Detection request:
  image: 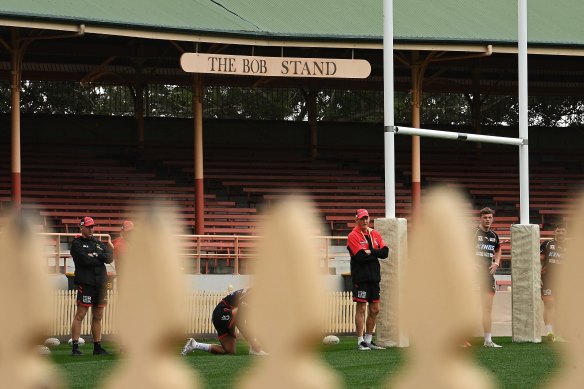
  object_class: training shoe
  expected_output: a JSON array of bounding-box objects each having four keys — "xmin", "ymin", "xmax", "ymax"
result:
[
  {"xmin": 93, "ymin": 347, "xmax": 110, "ymax": 355},
  {"xmin": 181, "ymin": 338, "xmax": 196, "ymax": 356},
  {"xmin": 358, "ymin": 341, "xmax": 371, "ymax": 351},
  {"xmin": 71, "ymin": 349, "xmax": 83, "ymax": 356},
  {"xmin": 366, "ymin": 341, "xmax": 386, "ymax": 350},
  {"xmin": 483, "ymin": 341, "xmax": 502, "ymax": 348},
  {"xmin": 249, "ymin": 348, "xmax": 269, "ymax": 356},
  {"xmin": 545, "ymin": 332, "xmax": 567, "ymax": 343},
  {"xmin": 545, "ymin": 332, "xmax": 556, "ymax": 343}
]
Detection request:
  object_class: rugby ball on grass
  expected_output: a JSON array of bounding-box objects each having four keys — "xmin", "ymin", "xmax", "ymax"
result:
[
  {"xmin": 36, "ymin": 345, "xmax": 51, "ymax": 355},
  {"xmin": 322, "ymin": 335, "xmax": 340, "ymax": 345},
  {"xmin": 68, "ymin": 337, "xmax": 85, "ymax": 346},
  {"xmin": 44, "ymin": 338, "xmax": 60, "ymax": 348}
]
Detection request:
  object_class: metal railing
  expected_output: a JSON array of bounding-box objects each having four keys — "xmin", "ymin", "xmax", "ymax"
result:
[
  {"xmin": 40, "ymin": 233, "xmax": 349, "ymax": 276},
  {"xmin": 176, "ymin": 234, "xmax": 349, "ymax": 275},
  {"xmin": 41, "ymin": 233, "xmax": 112, "ymax": 274}
]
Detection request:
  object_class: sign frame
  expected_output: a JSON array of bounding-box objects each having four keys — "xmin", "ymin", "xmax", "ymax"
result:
[{"xmin": 180, "ymin": 53, "xmax": 371, "ymax": 79}]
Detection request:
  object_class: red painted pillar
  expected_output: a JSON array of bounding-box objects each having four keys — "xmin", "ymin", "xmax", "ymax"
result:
[{"xmin": 193, "ymin": 75, "xmax": 204, "ymax": 235}]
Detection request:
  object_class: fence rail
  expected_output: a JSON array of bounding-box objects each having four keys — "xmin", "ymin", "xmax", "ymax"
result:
[
  {"xmin": 49, "ymin": 290, "xmax": 355, "ymax": 336},
  {"xmin": 41, "ymin": 233, "xmax": 349, "ymax": 275}
]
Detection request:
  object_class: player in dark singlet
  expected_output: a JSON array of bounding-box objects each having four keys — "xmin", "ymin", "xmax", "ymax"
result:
[
  {"xmin": 540, "ymin": 224, "xmax": 567, "ymax": 342},
  {"xmin": 473, "ymin": 208, "xmax": 502, "ymax": 348}
]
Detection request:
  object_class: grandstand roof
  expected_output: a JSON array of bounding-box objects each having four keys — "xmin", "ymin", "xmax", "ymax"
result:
[
  {"xmin": 1, "ymin": 0, "xmax": 584, "ymax": 95},
  {"xmin": 0, "ymin": 0, "xmax": 583, "ymax": 50}
]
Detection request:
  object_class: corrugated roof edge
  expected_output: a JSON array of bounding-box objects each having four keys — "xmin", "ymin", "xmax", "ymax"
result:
[
  {"xmin": 0, "ymin": 12, "xmax": 381, "ymax": 42},
  {"xmin": 398, "ymin": 37, "xmax": 584, "ymax": 48},
  {"xmin": 1, "ymin": 12, "xmax": 584, "ymax": 49}
]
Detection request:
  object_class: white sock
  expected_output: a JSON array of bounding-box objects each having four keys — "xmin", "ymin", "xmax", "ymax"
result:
[
  {"xmin": 484, "ymin": 333, "xmax": 492, "ymax": 343},
  {"xmin": 193, "ymin": 342, "xmax": 211, "ymax": 352},
  {"xmin": 357, "ymin": 336, "xmax": 364, "ymax": 344},
  {"xmin": 364, "ymin": 333, "xmax": 373, "ymax": 344},
  {"xmin": 546, "ymin": 324, "xmax": 553, "ymax": 334}
]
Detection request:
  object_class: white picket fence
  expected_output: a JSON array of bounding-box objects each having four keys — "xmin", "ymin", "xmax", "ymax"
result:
[{"xmin": 49, "ymin": 290, "xmax": 356, "ymax": 336}]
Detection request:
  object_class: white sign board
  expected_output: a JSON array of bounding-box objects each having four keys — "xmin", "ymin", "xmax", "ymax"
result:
[{"xmin": 181, "ymin": 53, "xmax": 371, "ymax": 79}]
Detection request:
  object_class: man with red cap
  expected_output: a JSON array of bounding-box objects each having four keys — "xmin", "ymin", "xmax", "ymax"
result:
[
  {"xmin": 112, "ymin": 220, "xmax": 134, "ymax": 273},
  {"xmin": 347, "ymin": 209, "xmax": 389, "ymax": 350},
  {"xmin": 70, "ymin": 216, "xmax": 113, "ymax": 356}
]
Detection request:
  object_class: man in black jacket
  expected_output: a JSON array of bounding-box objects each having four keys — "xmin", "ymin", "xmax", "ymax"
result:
[
  {"xmin": 70, "ymin": 217, "xmax": 113, "ymax": 356},
  {"xmin": 347, "ymin": 209, "xmax": 389, "ymax": 350}
]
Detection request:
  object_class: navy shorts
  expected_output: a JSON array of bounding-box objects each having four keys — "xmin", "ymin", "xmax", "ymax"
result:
[{"xmin": 352, "ymin": 282, "xmax": 380, "ymax": 303}]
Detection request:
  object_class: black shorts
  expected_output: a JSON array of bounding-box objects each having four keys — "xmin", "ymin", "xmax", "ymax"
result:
[
  {"xmin": 76, "ymin": 283, "xmax": 107, "ymax": 308},
  {"xmin": 479, "ymin": 265, "xmax": 496, "ymax": 294},
  {"xmin": 212, "ymin": 302, "xmax": 237, "ymax": 339},
  {"xmin": 352, "ymin": 282, "xmax": 380, "ymax": 303},
  {"xmin": 541, "ymin": 274, "xmax": 554, "ymax": 299},
  {"xmin": 481, "ymin": 269, "xmax": 497, "ymax": 294}
]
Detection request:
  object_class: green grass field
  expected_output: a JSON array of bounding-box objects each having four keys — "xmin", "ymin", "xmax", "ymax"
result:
[{"xmin": 50, "ymin": 337, "xmax": 560, "ymax": 388}]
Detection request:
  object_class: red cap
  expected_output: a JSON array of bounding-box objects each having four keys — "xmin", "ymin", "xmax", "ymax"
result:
[
  {"xmin": 80, "ymin": 217, "xmax": 96, "ymax": 227},
  {"xmin": 355, "ymin": 209, "xmax": 369, "ymax": 219},
  {"xmin": 121, "ymin": 220, "xmax": 134, "ymax": 231}
]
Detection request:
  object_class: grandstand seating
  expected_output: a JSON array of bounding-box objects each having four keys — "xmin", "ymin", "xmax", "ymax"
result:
[
  {"xmin": 0, "ymin": 145, "xmax": 263, "ymax": 237},
  {"xmin": 1, "ymin": 138, "xmax": 582, "ymax": 274}
]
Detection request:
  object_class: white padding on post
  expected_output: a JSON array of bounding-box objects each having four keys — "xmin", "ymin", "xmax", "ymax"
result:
[
  {"xmin": 511, "ymin": 224, "xmax": 542, "ymax": 343},
  {"xmin": 375, "ymin": 218, "xmax": 408, "ymax": 347}
]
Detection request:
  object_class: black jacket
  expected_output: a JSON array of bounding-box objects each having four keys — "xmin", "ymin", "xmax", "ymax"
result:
[
  {"xmin": 349, "ymin": 246, "xmax": 389, "ymax": 284},
  {"xmin": 70, "ymin": 236, "xmax": 113, "ymax": 286}
]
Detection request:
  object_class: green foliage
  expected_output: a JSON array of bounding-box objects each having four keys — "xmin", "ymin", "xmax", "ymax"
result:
[
  {"xmin": 2, "ymin": 80, "xmax": 584, "ymax": 127},
  {"xmin": 203, "ymin": 87, "xmax": 305, "ymax": 120}
]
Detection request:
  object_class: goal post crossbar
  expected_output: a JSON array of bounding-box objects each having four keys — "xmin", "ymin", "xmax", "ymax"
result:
[{"xmin": 385, "ymin": 126, "xmax": 526, "ymax": 147}]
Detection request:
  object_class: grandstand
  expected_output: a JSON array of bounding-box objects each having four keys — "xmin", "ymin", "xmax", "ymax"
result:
[
  {"xmin": 0, "ymin": 127, "xmax": 581, "ymax": 274},
  {"xmin": 0, "ymin": 0, "xmax": 581, "ymax": 335},
  {"xmin": 3, "ymin": 1, "xmax": 584, "ymax": 388}
]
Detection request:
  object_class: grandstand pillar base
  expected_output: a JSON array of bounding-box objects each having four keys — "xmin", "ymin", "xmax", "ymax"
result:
[
  {"xmin": 374, "ymin": 217, "xmax": 409, "ymax": 348},
  {"xmin": 511, "ymin": 224, "xmax": 542, "ymax": 343}
]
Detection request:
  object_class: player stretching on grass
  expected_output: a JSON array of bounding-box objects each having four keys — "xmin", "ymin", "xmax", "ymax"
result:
[
  {"xmin": 474, "ymin": 207, "xmax": 502, "ymax": 348},
  {"xmin": 540, "ymin": 223, "xmax": 567, "ymax": 342},
  {"xmin": 181, "ymin": 288, "xmax": 268, "ymax": 355}
]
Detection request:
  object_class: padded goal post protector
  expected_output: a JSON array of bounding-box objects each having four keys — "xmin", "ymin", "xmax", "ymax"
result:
[
  {"xmin": 511, "ymin": 224, "xmax": 542, "ymax": 343},
  {"xmin": 375, "ymin": 218, "xmax": 409, "ymax": 348}
]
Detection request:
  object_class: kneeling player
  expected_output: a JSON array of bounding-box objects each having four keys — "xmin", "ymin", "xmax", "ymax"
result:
[{"xmin": 181, "ymin": 288, "xmax": 268, "ymax": 355}]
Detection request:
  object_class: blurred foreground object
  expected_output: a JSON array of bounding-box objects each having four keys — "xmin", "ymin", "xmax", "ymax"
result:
[
  {"xmin": 0, "ymin": 214, "xmax": 62, "ymax": 389},
  {"xmin": 239, "ymin": 196, "xmax": 341, "ymax": 389},
  {"xmin": 103, "ymin": 207, "xmax": 199, "ymax": 389},
  {"xmin": 388, "ymin": 188, "xmax": 495, "ymax": 389},
  {"xmin": 547, "ymin": 197, "xmax": 584, "ymax": 388}
]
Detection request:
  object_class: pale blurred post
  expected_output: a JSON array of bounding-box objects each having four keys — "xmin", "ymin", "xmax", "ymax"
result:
[
  {"xmin": 511, "ymin": 225, "xmax": 542, "ymax": 342},
  {"xmin": 375, "ymin": 218, "xmax": 408, "ymax": 347}
]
